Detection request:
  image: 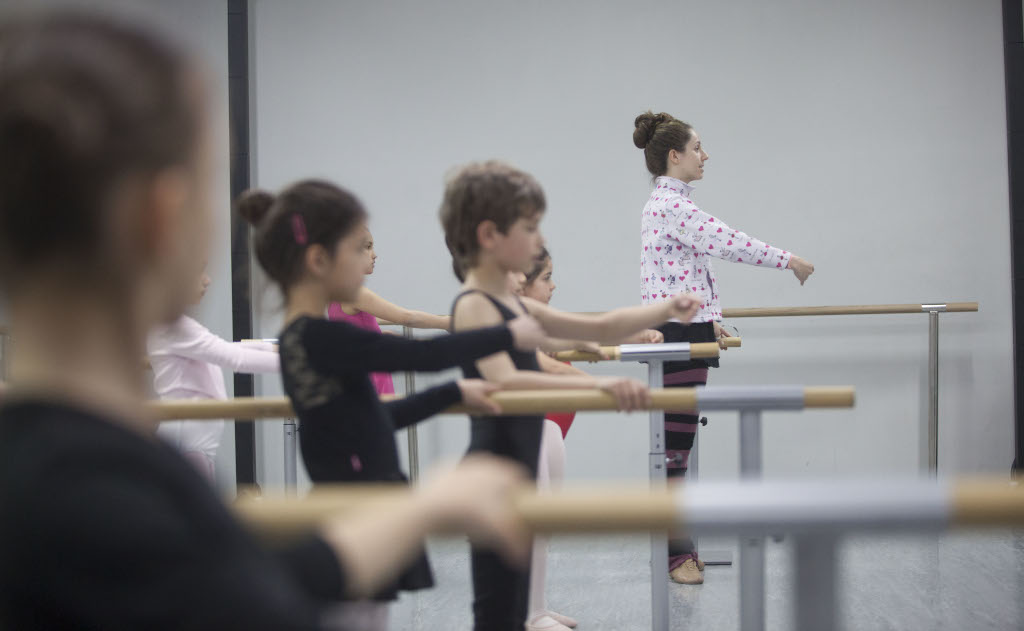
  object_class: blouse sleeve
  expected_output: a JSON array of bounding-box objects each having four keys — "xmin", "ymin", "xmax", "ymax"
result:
[
  {"xmin": 166, "ymin": 319, "xmax": 280, "ymax": 374},
  {"xmin": 666, "ymin": 195, "xmax": 792, "ymax": 270}
]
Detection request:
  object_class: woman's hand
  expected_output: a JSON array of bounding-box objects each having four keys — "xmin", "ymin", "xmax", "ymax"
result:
[
  {"xmin": 713, "ymin": 321, "xmax": 734, "ymax": 350},
  {"xmin": 417, "ymin": 456, "xmax": 531, "ymax": 566},
  {"xmin": 507, "ymin": 315, "xmax": 546, "ymax": 352},
  {"xmin": 597, "ymin": 377, "xmax": 651, "ymax": 412},
  {"xmin": 788, "ymin": 255, "xmax": 814, "ymax": 285},
  {"xmin": 456, "ymin": 379, "xmax": 502, "ymax": 415},
  {"xmin": 662, "ymin": 293, "xmax": 700, "ymax": 322}
]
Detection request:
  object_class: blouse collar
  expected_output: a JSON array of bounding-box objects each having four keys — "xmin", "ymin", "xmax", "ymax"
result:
[{"xmin": 655, "ymin": 175, "xmax": 695, "ymax": 197}]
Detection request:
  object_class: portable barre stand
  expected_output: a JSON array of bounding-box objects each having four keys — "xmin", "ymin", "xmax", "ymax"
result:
[
  {"xmin": 722, "ymin": 302, "xmax": 979, "ymax": 475},
  {"xmin": 635, "ymin": 339, "xmax": 850, "ymax": 631}
]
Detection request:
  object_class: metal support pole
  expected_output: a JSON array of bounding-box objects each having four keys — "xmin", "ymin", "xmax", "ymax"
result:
[
  {"xmin": 647, "ymin": 359, "xmax": 669, "ymax": 631},
  {"xmin": 283, "ymin": 418, "xmax": 297, "ymax": 495},
  {"xmin": 739, "ymin": 409, "xmax": 765, "ymax": 631},
  {"xmin": 403, "ymin": 326, "xmax": 420, "ymax": 483},
  {"xmin": 927, "ymin": 310, "xmax": 939, "ymax": 475},
  {"xmin": 794, "ymin": 533, "xmax": 838, "ymax": 631},
  {"xmin": 688, "ymin": 409, "xmax": 735, "ymax": 566}
]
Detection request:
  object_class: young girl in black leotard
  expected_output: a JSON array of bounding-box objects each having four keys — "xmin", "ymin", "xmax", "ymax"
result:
[
  {"xmin": 440, "ymin": 161, "xmax": 700, "ymax": 631},
  {"xmin": 239, "ymin": 182, "xmax": 546, "ymax": 628}
]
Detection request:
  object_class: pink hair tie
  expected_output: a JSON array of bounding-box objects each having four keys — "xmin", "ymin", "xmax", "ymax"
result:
[{"xmin": 291, "ymin": 214, "xmax": 308, "ymax": 245}]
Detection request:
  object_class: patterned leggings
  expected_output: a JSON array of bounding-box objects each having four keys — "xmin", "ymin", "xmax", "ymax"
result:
[{"xmin": 658, "ymin": 321, "xmax": 716, "ymax": 570}]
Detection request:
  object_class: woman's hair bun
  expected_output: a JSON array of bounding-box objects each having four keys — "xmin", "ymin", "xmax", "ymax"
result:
[
  {"xmin": 632, "ymin": 111, "xmax": 674, "ymax": 149},
  {"xmin": 236, "ymin": 189, "xmax": 276, "ymax": 227}
]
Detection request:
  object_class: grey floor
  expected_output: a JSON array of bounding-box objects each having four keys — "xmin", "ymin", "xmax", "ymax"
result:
[{"xmin": 390, "ymin": 531, "xmax": 1024, "ymax": 630}]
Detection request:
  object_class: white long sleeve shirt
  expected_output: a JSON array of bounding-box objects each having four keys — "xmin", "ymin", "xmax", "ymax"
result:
[
  {"xmin": 640, "ymin": 176, "xmax": 792, "ymax": 322},
  {"xmin": 147, "ymin": 316, "xmax": 279, "ymax": 462},
  {"xmin": 148, "ymin": 315, "xmax": 279, "ymax": 401}
]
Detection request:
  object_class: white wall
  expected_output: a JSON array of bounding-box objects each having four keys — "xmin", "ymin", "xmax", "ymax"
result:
[{"xmin": 247, "ymin": 0, "xmax": 1012, "ymax": 488}]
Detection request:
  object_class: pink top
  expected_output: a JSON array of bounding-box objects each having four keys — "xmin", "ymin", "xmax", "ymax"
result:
[{"xmin": 326, "ymin": 304, "xmax": 396, "ymax": 395}]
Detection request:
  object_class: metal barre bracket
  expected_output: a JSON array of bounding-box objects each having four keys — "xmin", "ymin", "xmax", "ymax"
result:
[
  {"xmin": 921, "ymin": 304, "xmax": 947, "ymax": 312},
  {"xmin": 621, "ymin": 342, "xmax": 693, "ymax": 362}
]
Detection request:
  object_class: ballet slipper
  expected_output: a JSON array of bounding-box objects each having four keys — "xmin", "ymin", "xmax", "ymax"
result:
[
  {"xmin": 669, "ymin": 558, "xmax": 704, "ymax": 585},
  {"xmin": 546, "ymin": 610, "xmax": 578, "ymax": 628},
  {"xmin": 525, "ymin": 613, "xmax": 572, "ymax": 630}
]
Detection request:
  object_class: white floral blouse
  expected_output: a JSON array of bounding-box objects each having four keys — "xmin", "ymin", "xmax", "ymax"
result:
[{"xmin": 640, "ymin": 176, "xmax": 792, "ymax": 322}]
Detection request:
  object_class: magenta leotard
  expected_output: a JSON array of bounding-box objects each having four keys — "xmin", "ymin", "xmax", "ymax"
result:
[{"xmin": 326, "ymin": 304, "xmax": 396, "ymax": 395}]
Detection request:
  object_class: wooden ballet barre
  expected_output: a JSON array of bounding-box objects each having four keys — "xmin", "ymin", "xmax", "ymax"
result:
[
  {"xmin": 721, "ymin": 302, "xmax": 978, "ymax": 318},
  {"xmin": 552, "ymin": 341, "xmax": 728, "ymax": 363},
  {"xmin": 147, "ymin": 386, "xmax": 855, "ymax": 420},
  {"xmin": 381, "ymin": 301, "xmax": 979, "ymax": 326},
  {"xmin": 233, "ymin": 477, "xmax": 1024, "ymax": 539}
]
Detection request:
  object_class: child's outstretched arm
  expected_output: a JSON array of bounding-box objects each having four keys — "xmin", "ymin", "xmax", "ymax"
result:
[
  {"xmin": 538, "ymin": 338, "xmax": 605, "ymax": 355},
  {"xmin": 355, "ymin": 287, "xmax": 451, "ymax": 330},
  {"xmin": 453, "ymin": 293, "xmax": 649, "ymax": 411},
  {"xmin": 384, "ymin": 379, "xmax": 501, "ymax": 430},
  {"xmin": 302, "ymin": 317, "xmax": 542, "ymax": 376},
  {"xmin": 319, "ymin": 455, "xmax": 530, "ymax": 598},
  {"xmin": 156, "ymin": 318, "xmax": 279, "ymax": 374},
  {"xmin": 519, "ymin": 294, "xmax": 698, "ymax": 344},
  {"xmin": 535, "ymin": 352, "xmax": 589, "ymax": 376}
]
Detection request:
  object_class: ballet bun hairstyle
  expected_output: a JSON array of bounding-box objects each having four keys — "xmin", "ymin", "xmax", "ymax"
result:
[
  {"xmin": 524, "ymin": 247, "xmax": 551, "ymax": 286},
  {"xmin": 237, "ymin": 180, "xmax": 367, "ymax": 293},
  {"xmin": 633, "ymin": 111, "xmax": 694, "ymax": 177},
  {"xmin": 0, "ymin": 13, "xmax": 203, "ymax": 295},
  {"xmin": 439, "ymin": 160, "xmax": 545, "ymax": 280}
]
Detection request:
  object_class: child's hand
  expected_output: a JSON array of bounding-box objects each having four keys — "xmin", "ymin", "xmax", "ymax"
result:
[
  {"xmin": 637, "ymin": 329, "xmax": 664, "ymax": 344},
  {"xmin": 664, "ymin": 293, "xmax": 700, "ymax": 323},
  {"xmin": 508, "ymin": 315, "xmax": 545, "ymax": 352},
  {"xmin": 418, "ymin": 455, "xmax": 531, "ymax": 567},
  {"xmin": 572, "ymin": 340, "xmax": 610, "ymax": 359},
  {"xmin": 597, "ymin": 377, "xmax": 651, "ymax": 412},
  {"xmin": 456, "ymin": 379, "xmax": 502, "ymax": 415}
]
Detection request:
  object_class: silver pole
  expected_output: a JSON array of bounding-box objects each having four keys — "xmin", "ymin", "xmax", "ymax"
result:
[
  {"xmin": 794, "ymin": 533, "xmax": 838, "ymax": 631},
  {"xmin": 927, "ymin": 310, "xmax": 939, "ymax": 475},
  {"xmin": 647, "ymin": 359, "xmax": 669, "ymax": 631},
  {"xmin": 283, "ymin": 418, "xmax": 297, "ymax": 495},
  {"xmin": 403, "ymin": 326, "xmax": 420, "ymax": 483},
  {"xmin": 739, "ymin": 408, "xmax": 765, "ymax": 631}
]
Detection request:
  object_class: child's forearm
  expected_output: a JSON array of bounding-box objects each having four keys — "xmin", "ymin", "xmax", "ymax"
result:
[
  {"xmin": 536, "ymin": 352, "xmax": 588, "ymax": 376},
  {"xmin": 538, "ymin": 338, "xmax": 586, "ymax": 353},
  {"xmin": 490, "ymin": 369, "xmax": 599, "ymax": 391},
  {"xmin": 405, "ymin": 311, "xmax": 451, "ymax": 330},
  {"xmin": 320, "ymin": 494, "xmax": 440, "ymax": 598},
  {"xmin": 584, "ymin": 303, "xmax": 670, "ymax": 343}
]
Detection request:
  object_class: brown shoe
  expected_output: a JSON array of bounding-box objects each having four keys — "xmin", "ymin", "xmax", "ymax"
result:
[{"xmin": 669, "ymin": 558, "xmax": 704, "ymax": 584}]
